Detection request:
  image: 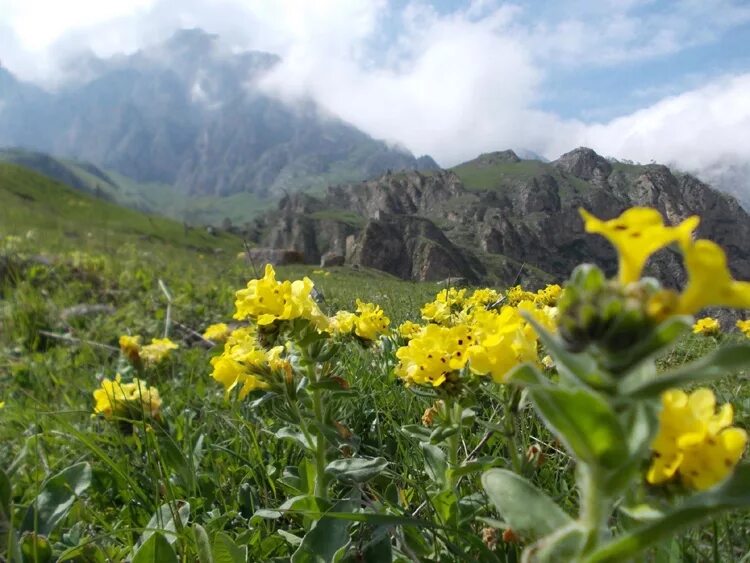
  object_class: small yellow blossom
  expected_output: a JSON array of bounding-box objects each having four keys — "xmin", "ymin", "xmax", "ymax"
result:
[
  {"xmin": 234, "ymin": 264, "xmax": 328, "ymax": 328},
  {"xmin": 535, "ymin": 284, "xmax": 562, "ymax": 307},
  {"xmin": 737, "ymin": 319, "xmax": 750, "ymax": 338},
  {"xmin": 328, "ymin": 310, "xmax": 357, "ymax": 335},
  {"xmin": 140, "ymin": 338, "xmax": 178, "ymax": 365},
  {"xmin": 466, "ymin": 288, "xmax": 501, "ymax": 308},
  {"xmin": 395, "ymin": 324, "xmax": 472, "ymax": 387},
  {"xmin": 203, "ymin": 323, "xmax": 231, "ymax": 342},
  {"xmin": 354, "ymin": 299, "xmax": 391, "ymax": 340},
  {"xmin": 647, "ymin": 388, "xmax": 747, "ymax": 491},
  {"xmin": 580, "ymin": 207, "xmax": 699, "ymax": 285},
  {"xmin": 397, "ymin": 320, "xmax": 423, "ymax": 340},
  {"xmin": 118, "ymin": 334, "xmax": 142, "ymax": 361},
  {"xmin": 692, "ymin": 317, "xmax": 721, "ymax": 336},
  {"xmin": 505, "ymin": 285, "xmax": 536, "ymax": 306},
  {"xmin": 93, "ymin": 374, "xmax": 162, "ymax": 420},
  {"xmin": 678, "ymin": 239, "xmax": 750, "ymax": 314},
  {"xmin": 421, "ymin": 288, "xmax": 466, "ymax": 325}
]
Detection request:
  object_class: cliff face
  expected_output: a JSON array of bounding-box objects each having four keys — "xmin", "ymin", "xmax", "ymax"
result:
[{"xmin": 252, "ymin": 148, "xmax": 750, "ymax": 286}]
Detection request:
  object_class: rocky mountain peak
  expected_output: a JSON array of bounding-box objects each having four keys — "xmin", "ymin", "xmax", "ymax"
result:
[
  {"xmin": 554, "ymin": 147, "xmax": 612, "ymax": 181},
  {"xmin": 473, "ymin": 150, "xmax": 521, "ymax": 166}
]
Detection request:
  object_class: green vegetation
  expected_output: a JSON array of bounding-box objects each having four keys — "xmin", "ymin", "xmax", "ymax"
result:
[
  {"xmin": 2, "ymin": 163, "xmax": 750, "ymax": 562},
  {"xmin": 308, "ymin": 209, "xmax": 366, "ymax": 228},
  {"xmin": 452, "ymin": 160, "xmax": 551, "ymax": 191}
]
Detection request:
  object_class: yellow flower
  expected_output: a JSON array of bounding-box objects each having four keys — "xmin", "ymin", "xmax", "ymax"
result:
[
  {"xmin": 692, "ymin": 317, "xmax": 721, "ymax": 336},
  {"xmin": 678, "ymin": 239, "xmax": 750, "ymax": 314},
  {"xmin": 210, "ymin": 328, "xmax": 282, "ymax": 399},
  {"xmin": 467, "ymin": 307, "xmax": 539, "ymax": 382},
  {"xmin": 398, "ymin": 320, "xmax": 424, "ymax": 340},
  {"xmin": 93, "ymin": 374, "xmax": 162, "ymax": 420},
  {"xmin": 421, "ymin": 288, "xmax": 466, "ymax": 325},
  {"xmin": 580, "ymin": 207, "xmax": 699, "ymax": 284},
  {"xmin": 328, "ymin": 310, "xmax": 357, "ymax": 335},
  {"xmin": 119, "ymin": 334, "xmax": 141, "ymax": 361},
  {"xmin": 395, "ymin": 324, "xmax": 472, "ymax": 387},
  {"xmin": 647, "ymin": 388, "xmax": 747, "ymax": 491},
  {"xmin": 737, "ymin": 319, "xmax": 750, "ymax": 338},
  {"xmin": 466, "ymin": 288, "xmax": 501, "ymax": 308},
  {"xmin": 0, "ymin": 401, "xmax": 4, "ymax": 409},
  {"xmin": 234, "ymin": 264, "xmax": 328, "ymax": 328},
  {"xmin": 203, "ymin": 323, "xmax": 231, "ymax": 342},
  {"xmin": 354, "ymin": 299, "xmax": 391, "ymax": 341},
  {"xmin": 534, "ymin": 284, "xmax": 562, "ymax": 307},
  {"xmin": 140, "ymin": 338, "xmax": 178, "ymax": 365},
  {"xmin": 505, "ymin": 285, "xmax": 536, "ymax": 306}
]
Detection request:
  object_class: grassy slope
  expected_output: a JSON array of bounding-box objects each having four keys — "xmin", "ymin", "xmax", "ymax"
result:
[{"xmin": 1, "ymin": 162, "xmax": 749, "ymax": 562}]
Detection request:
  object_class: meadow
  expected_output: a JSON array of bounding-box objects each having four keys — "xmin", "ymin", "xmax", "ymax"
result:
[{"xmin": 2, "ymin": 165, "xmax": 750, "ymax": 562}]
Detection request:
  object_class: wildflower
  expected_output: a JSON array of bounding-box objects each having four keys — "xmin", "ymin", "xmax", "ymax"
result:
[
  {"xmin": 505, "ymin": 285, "xmax": 536, "ymax": 306},
  {"xmin": 737, "ymin": 319, "xmax": 750, "ymax": 338},
  {"xmin": 421, "ymin": 400, "xmax": 443, "ymax": 427},
  {"xmin": 203, "ymin": 323, "xmax": 231, "ymax": 342},
  {"xmin": 467, "ymin": 307, "xmax": 538, "ymax": 383},
  {"xmin": 535, "ymin": 284, "xmax": 562, "ymax": 307},
  {"xmin": 678, "ymin": 239, "xmax": 750, "ymax": 314},
  {"xmin": 692, "ymin": 317, "xmax": 721, "ymax": 336},
  {"xmin": 421, "ymin": 288, "xmax": 466, "ymax": 324},
  {"xmin": 580, "ymin": 207, "xmax": 699, "ymax": 285},
  {"xmin": 328, "ymin": 310, "xmax": 357, "ymax": 335},
  {"xmin": 398, "ymin": 320, "xmax": 423, "ymax": 340},
  {"xmin": 395, "ymin": 324, "xmax": 472, "ymax": 387},
  {"xmin": 354, "ymin": 299, "xmax": 391, "ymax": 340},
  {"xmin": 482, "ymin": 527, "xmax": 500, "ymax": 550},
  {"xmin": 466, "ymin": 287, "xmax": 501, "ymax": 308},
  {"xmin": 502, "ymin": 528, "xmax": 520, "ymax": 544},
  {"xmin": 541, "ymin": 355, "xmax": 555, "ymax": 369},
  {"xmin": 647, "ymin": 388, "xmax": 747, "ymax": 491},
  {"xmin": 234, "ymin": 264, "xmax": 328, "ymax": 328},
  {"xmin": 93, "ymin": 374, "xmax": 162, "ymax": 420},
  {"xmin": 140, "ymin": 338, "xmax": 178, "ymax": 365},
  {"xmin": 119, "ymin": 334, "xmax": 142, "ymax": 361},
  {"xmin": 525, "ymin": 444, "xmax": 545, "ymax": 468}
]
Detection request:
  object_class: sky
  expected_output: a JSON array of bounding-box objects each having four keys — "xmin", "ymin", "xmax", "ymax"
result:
[{"xmin": 1, "ymin": 0, "xmax": 749, "ymax": 191}]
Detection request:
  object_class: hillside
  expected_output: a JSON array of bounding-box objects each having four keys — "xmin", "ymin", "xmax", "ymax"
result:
[
  {"xmin": 0, "ymin": 162, "xmax": 241, "ymax": 259},
  {"xmin": 0, "ymin": 29, "xmax": 438, "ymax": 201},
  {"xmin": 251, "ymin": 147, "xmax": 750, "ymax": 287}
]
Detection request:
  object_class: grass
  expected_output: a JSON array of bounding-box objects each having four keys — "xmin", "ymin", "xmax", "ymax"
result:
[{"xmin": 2, "ymin": 162, "xmax": 750, "ymax": 561}]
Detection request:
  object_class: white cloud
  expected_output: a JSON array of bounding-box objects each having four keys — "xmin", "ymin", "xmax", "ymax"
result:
[{"xmin": 0, "ymin": 0, "xmax": 748, "ymax": 200}]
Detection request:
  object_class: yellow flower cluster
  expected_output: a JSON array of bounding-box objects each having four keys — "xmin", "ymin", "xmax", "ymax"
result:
[
  {"xmin": 118, "ymin": 335, "xmax": 178, "ymax": 365},
  {"xmin": 327, "ymin": 300, "xmax": 391, "ymax": 341},
  {"xmin": 396, "ymin": 287, "xmax": 551, "ymax": 388},
  {"xmin": 580, "ymin": 207, "xmax": 750, "ymax": 315},
  {"xmin": 737, "ymin": 319, "xmax": 750, "ymax": 338},
  {"xmin": 506, "ymin": 284, "xmax": 562, "ymax": 307},
  {"xmin": 203, "ymin": 323, "xmax": 231, "ymax": 342},
  {"xmin": 692, "ymin": 317, "xmax": 721, "ymax": 336},
  {"xmin": 647, "ymin": 388, "xmax": 747, "ymax": 491},
  {"xmin": 93, "ymin": 374, "xmax": 162, "ymax": 420},
  {"xmin": 210, "ymin": 326, "xmax": 287, "ymax": 399},
  {"xmin": 421, "ymin": 287, "xmax": 467, "ymax": 324},
  {"xmin": 234, "ymin": 264, "xmax": 327, "ymax": 328},
  {"xmin": 140, "ymin": 338, "xmax": 179, "ymax": 364}
]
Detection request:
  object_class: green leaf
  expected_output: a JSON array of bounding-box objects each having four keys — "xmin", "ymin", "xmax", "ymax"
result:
[
  {"xmin": 212, "ymin": 532, "xmax": 247, "ymax": 563},
  {"xmin": 524, "ymin": 315, "xmax": 615, "ymax": 390},
  {"xmin": 21, "ymin": 462, "xmax": 92, "ymax": 536},
  {"xmin": 253, "ymin": 495, "xmax": 331, "ymax": 521},
  {"xmin": 527, "ymin": 523, "xmax": 586, "ymax": 562},
  {"xmin": 0, "ymin": 468, "xmax": 11, "ymax": 549},
  {"xmin": 481, "ymin": 469, "xmax": 572, "ymax": 540},
  {"xmin": 620, "ymin": 343, "xmax": 750, "ymax": 398},
  {"xmin": 193, "ymin": 524, "xmax": 213, "ymax": 563},
  {"xmin": 420, "ymin": 443, "xmax": 447, "ymax": 487},
  {"xmin": 527, "ymin": 387, "xmax": 627, "ymax": 470},
  {"xmin": 325, "ymin": 457, "xmax": 388, "ymax": 483},
  {"xmin": 400, "ymin": 425, "xmax": 432, "ymax": 442},
  {"xmin": 504, "ymin": 363, "xmax": 548, "ymax": 386},
  {"xmin": 585, "ymin": 463, "xmax": 750, "ymax": 562},
  {"xmin": 132, "ymin": 532, "xmax": 179, "ymax": 563},
  {"xmin": 276, "ymin": 426, "xmax": 316, "ymax": 451},
  {"xmin": 138, "ymin": 501, "xmax": 190, "ymax": 546},
  {"xmin": 291, "ymin": 499, "xmax": 356, "ymax": 563}
]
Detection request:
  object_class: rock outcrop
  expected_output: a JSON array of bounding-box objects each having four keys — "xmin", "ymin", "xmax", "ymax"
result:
[{"xmin": 251, "ymin": 148, "xmax": 750, "ymax": 287}]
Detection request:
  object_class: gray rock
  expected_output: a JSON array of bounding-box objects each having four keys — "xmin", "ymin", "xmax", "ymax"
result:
[
  {"xmin": 245, "ymin": 248, "xmax": 304, "ymax": 266},
  {"xmin": 320, "ymin": 252, "xmax": 345, "ymax": 267}
]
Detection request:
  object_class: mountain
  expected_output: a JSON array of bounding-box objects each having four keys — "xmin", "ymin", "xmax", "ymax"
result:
[
  {"xmin": 250, "ymin": 147, "xmax": 750, "ymax": 288},
  {"xmin": 0, "ymin": 29, "xmax": 438, "ymax": 203}
]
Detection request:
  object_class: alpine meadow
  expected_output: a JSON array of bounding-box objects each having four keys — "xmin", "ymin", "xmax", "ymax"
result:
[{"xmin": 3, "ymin": 3, "xmax": 750, "ymax": 563}]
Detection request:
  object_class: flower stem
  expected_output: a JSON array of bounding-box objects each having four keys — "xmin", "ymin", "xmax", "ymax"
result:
[
  {"xmin": 311, "ymin": 386, "xmax": 328, "ymax": 499},
  {"xmin": 580, "ymin": 465, "xmax": 609, "ymax": 554}
]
